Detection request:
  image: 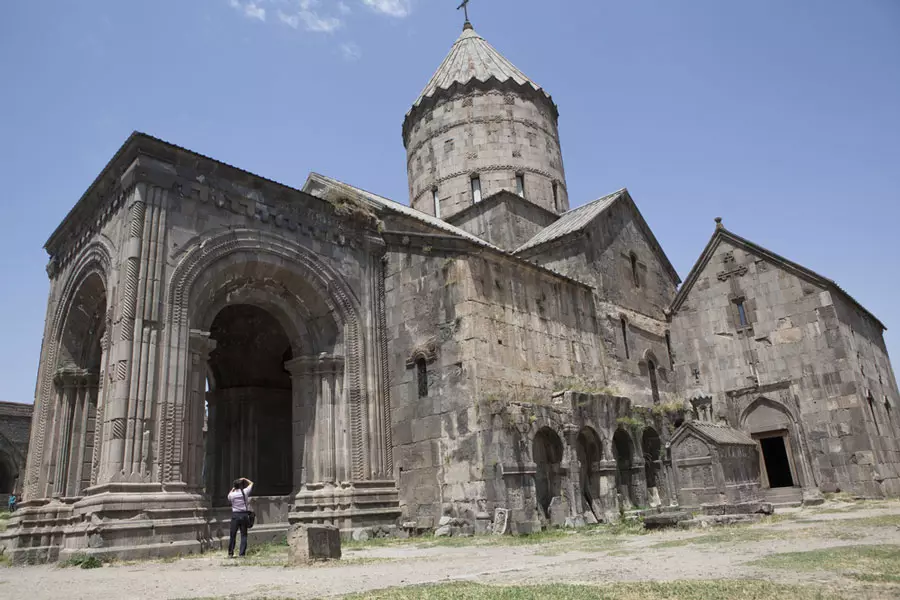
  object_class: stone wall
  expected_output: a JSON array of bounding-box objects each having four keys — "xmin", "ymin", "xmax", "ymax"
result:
[
  {"xmin": 669, "ymin": 235, "xmax": 900, "ymax": 497},
  {"xmin": 446, "ymin": 191, "xmax": 559, "ymax": 252},
  {"xmin": 384, "ymin": 233, "xmax": 608, "ymax": 527},
  {"xmin": 520, "ymin": 199, "xmax": 679, "ymax": 407},
  {"xmin": 832, "ymin": 294, "xmax": 900, "ymax": 496},
  {"xmin": 405, "ymin": 89, "xmax": 568, "ymax": 219},
  {"xmin": 0, "ymin": 402, "xmax": 33, "ymax": 500}
]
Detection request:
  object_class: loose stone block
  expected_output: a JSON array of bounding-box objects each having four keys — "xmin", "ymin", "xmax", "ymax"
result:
[{"xmin": 288, "ymin": 524, "xmax": 341, "ymax": 565}]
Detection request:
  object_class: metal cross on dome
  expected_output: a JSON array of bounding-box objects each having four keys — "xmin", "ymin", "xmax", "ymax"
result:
[{"xmin": 457, "ymin": 0, "xmax": 471, "ymax": 23}]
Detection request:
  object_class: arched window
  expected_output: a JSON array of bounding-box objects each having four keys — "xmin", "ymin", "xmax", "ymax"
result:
[
  {"xmin": 648, "ymin": 359, "xmax": 660, "ymax": 404},
  {"xmin": 515, "ymin": 173, "xmax": 525, "ymax": 197},
  {"xmin": 621, "ymin": 317, "xmax": 630, "ymax": 360},
  {"xmin": 630, "ymin": 252, "xmax": 640, "ymax": 288},
  {"xmin": 552, "ymin": 181, "xmax": 559, "ymax": 211},
  {"xmin": 416, "ymin": 358, "xmax": 428, "ymax": 398},
  {"xmin": 470, "ymin": 175, "xmax": 482, "ymax": 204}
]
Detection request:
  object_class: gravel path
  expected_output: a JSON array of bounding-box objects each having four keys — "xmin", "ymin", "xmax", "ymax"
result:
[{"xmin": 2, "ymin": 501, "xmax": 899, "ymax": 599}]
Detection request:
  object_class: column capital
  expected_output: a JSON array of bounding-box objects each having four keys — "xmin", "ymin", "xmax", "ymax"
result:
[
  {"xmin": 188, "ymin": 329, "xmax": 217, "ymax": 362},
  {"xmin": 285, "ymin": 353, "xmax": 345, "ymax": 376},
  {"xmin": 54, "ymin": 367, "xmax": 91, "ymax": 389}
]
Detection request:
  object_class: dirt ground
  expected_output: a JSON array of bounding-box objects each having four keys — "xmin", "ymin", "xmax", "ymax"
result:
[{"xmin": 2, "ymin": 500, "xmax": 899, "ymax": 599}]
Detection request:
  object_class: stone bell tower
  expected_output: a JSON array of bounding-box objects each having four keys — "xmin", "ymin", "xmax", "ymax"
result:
[{"xmin": 403, "ymin": 21, "xmax": 568, "ymax": 220}]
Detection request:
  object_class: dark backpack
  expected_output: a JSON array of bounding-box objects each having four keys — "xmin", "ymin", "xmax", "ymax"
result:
[{"xmin": 240, "ymin": 488, "xmax": 256, "ymax": 529}]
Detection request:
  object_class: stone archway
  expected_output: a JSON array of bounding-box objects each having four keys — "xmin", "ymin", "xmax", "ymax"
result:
[
  {"xmin": 47, "ymin": 271, "xmax": 106, "ymax": 499},
  {"xmin": 204, "ymin": 305, "xmax": 294, "ymax": 503},
  {"xmin": 156, "ymin": 229, "xmax": 395, "ymax": 531},
  {"xmin": 741, "ymin": 397, "xmax": 808, "ymax": 500},
  {"xmin": 533, "ymin": 427, "xmax": 564, "ymax": 519},
  {"xmin": 642, "ymin": 427, "xmax": 663, "ymax": 507},
  {"xmin": 0, "ymin": 451, "xmax": 15, "ymax": 494},
  {"xmin": 613, "ymin": 428, "xmax": 636, "ymax": 509},
  {"xmin": 575, "ymin": 427, "xmax": 603, "ymax": 521}
]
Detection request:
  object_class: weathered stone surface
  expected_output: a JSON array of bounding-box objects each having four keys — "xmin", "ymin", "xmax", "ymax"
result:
[
  {"xmin": 4, "ymin": 18, "xmax": 898, "ymax": 567},
  {"xmin": 644, "ymin": 511, "xmax": 692, "ymax": 530},
  {"xmin": 288, "ymin": 524, "xmax": 341, "ymax": 564}
]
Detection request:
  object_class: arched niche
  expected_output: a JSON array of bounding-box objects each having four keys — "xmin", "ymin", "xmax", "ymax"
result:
[{"xmin": 532, "ymin": 427, "xmax": 564, "ymax": 519}]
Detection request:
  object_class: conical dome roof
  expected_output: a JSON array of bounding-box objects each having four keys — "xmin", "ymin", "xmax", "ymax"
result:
[
  {"xmin": 412, "ymin": 24, "xmax": 551, "ymax": 107},
  {"xmin": 405, "ymin": 24, "xmax": 556, "ymax": 133}
]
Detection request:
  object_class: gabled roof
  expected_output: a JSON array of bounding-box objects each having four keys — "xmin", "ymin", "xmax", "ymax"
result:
[
  {"xmin": 670, "ymin": 223, "xmax": 886, "ymax": 330},
  {"xmin": 672, "ymin": 420, "xmax": 756, "ymax": 447},
  {"xmin": 514, "ymin": 188, "xmax": 681, "ymax": 284},
  {"xmin": 410, "ymin": 24, "xmax": 552, "ymax": 114},
  {"xmin": 515, "ymin": 189, "xmax": 624, "ymax": 253},
  {"xmin": 443, "ymin": 189, "xmax": 560, "ymax": 230},
  {"xmin": 302, "ymin": 173, "xmax": 504, "ymax": 253}
]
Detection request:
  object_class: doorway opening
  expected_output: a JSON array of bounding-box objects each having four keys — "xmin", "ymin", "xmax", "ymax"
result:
[
  {"xmin": 206, "ymin": 304, "xmax": 294, "ymax": 504},
  {"xmin": 759, "ymin": 435, "xmax": 794, "ymax": 488},
  {"xmin": 533, "ymin": 427, "xmax": 564, "ymax": 519}
]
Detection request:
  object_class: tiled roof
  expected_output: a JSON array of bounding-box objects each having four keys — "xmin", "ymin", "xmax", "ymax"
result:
[
  {"xmin": 302, "ymin": 173, "xmax": 505, "ymax": 252},
  {"xmin": 515, "ymin": 189, "xmax": 625, "ymax": 253},
  {"xmin": 688, "ymin": 421, "xmax": 756, "ymax": 446},
  {"xmin": 410, "ymin": 25, "xmax": 551, "ymax": 112}
]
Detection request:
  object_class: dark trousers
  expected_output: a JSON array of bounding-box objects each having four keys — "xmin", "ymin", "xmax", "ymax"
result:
[{"xmin": 228, "ymin": 512, "xmax": 250, "ymax": 556}]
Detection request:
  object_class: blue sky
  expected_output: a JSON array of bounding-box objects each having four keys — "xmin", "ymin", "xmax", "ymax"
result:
[{"xmin": 0, "ymin": 0, "xmax": 898, "ymax": 404}]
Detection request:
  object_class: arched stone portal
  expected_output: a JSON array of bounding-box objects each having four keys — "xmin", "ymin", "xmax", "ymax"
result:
[
  {"xmin": 205, "ymin": 305, "xmax": 294, "ymax": 502},
  {"xmin": 575, "ymin": 427, "xmax": 603, "ymax": 520},
  {"xmin": 161, "ymin": 230, "xmax": 395, "ymax": 533},
  {"xmin": 741, "ymin": 397, "xmax": 810, "ymax": 503},
  {"xmin": 613, "ymin": 428, "xmax": 636, "ymax": 509},
  {"xmin": 642, "ymin": 427, "xmax": 662, "ymax": 507},
  {"xmin": 47, "ymin": 271, "xmax": 106, "ymax": 499},
  {"xmin": 533, "ymin": 427, "xmax": 563, "ymax": 519},
  {"xmin": 0, "ymin": 453, "xmax": 15, "ymax": 494}
]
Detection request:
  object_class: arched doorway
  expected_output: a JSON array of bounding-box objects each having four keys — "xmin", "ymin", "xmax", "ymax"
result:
[
  {"xmin": 205, "ymin": 305, "xmax": 294, "ymax": 503},
  {"xmin": 0, "ymin": 453, "xmax": 14, "ymax": 494},
  {"xmin": 642, "ymin": 427, "xmax": 662, "ymax": 507},
  {"xmin": 533, "ymin": 427, "xmax": 564, "ymax": 519},
  {"xmin": 741, "ymin": 398, "xmax": 803, "ymax": 502},
  {"xmin": 575, "ymin": 427, "xmax": 603, "ymax": 520},
  {"xmin": 613, "ymin": 428, "xmax": 635, "ymax": 509},
  {"xmin": 51, "ymin": 271, "xmax": 106, "ymax": 498}
]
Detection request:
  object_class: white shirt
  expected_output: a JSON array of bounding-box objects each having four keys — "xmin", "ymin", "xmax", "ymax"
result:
[{"xmin": 227, "ymin": 483, "xmax": 253, "ymax": 512}]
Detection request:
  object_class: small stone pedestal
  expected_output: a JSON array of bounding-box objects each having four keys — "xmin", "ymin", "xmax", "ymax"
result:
[{"xmin": 287, "ymin": 524, "xmax": 341, "ymax": 565}]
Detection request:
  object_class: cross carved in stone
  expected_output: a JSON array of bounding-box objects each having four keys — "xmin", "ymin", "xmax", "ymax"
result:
[{"xmin": 717, "ymin": 251, "xmax": 748, "ymax": 282}]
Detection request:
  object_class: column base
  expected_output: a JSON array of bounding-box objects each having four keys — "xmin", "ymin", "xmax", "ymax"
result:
[
  {"xmin": 0, "ymin": 483, "xmax": 212, "ymax": 564},
  {"xmin": 290, "ymin": 480, "xmax": 401, "ymax": 536}
]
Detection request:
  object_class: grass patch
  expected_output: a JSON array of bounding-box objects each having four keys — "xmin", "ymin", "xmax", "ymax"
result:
[
  {"xmin": 651, "ymin": 524, "xmax": 862, "ymax": 549},
  {"xmin": 345, "ymin": 521, "xmax": 647, "ymax": 552},
  {"xmin": 838, "ymin": 514, "xmax": 900, "ymax": 528},
  {"xmin": 59, "ymin": 554, "xmax": 104, "ymax": 569},
  {"xmin": 339, "ymin": 580, "xmax": 843, "ymax": 599},
  {"xmin": 751, "ymin": 544, "xmax": 900, "ymax": 585}
]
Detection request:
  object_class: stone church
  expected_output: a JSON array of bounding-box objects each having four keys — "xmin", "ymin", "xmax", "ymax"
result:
[{"xmin": 3, "ymin": 21, "xmax": 899, "ymax": 562}]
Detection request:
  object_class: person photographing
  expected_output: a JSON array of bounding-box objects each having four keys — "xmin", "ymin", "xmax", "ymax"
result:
[{"xmin": 227, "ymin": 477, "xmax": 254, "ymax": 557}]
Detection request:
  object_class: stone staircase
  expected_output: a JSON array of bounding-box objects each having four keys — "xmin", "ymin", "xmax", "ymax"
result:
[{"xmin": 763, "ymin": 486, "xmax": 803, "ymax": 507}]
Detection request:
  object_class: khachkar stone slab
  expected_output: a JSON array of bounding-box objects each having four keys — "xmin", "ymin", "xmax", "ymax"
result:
[
  {"xmin": 288, "ymin": 524, "xmax": 342, "ymax": 564},
  {"xmin": 492, "ymin": 508, "xmax": 509, "ymax": 535}
]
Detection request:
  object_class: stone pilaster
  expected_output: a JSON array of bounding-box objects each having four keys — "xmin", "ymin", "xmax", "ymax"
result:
[
  {"xmin": 286, "ymin": 355, "xmax": 346, "ymax": 487},
  {"xmin": 184, "ymin": 331, "xmax": 215, "ymax": 491}
]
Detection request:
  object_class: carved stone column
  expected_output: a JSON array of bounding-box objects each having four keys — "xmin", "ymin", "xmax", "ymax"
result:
[
  {"xmin": 562, "ymin": 424, "xmax": 583, "ymax": 523},
  {"xmin": 285, "ymin": 355, "xmax": 346, "ymax": 489},
  {"xmin": 52, "ymin": 369, "xmax": 80, "ymax": 498},
  {"xmin": 185, "ymin": 331, "xmax": 216, "ymax": 491},
  {"xmin": 66, "ymin": 373, "xmax": 98, "ymax": 497}
]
